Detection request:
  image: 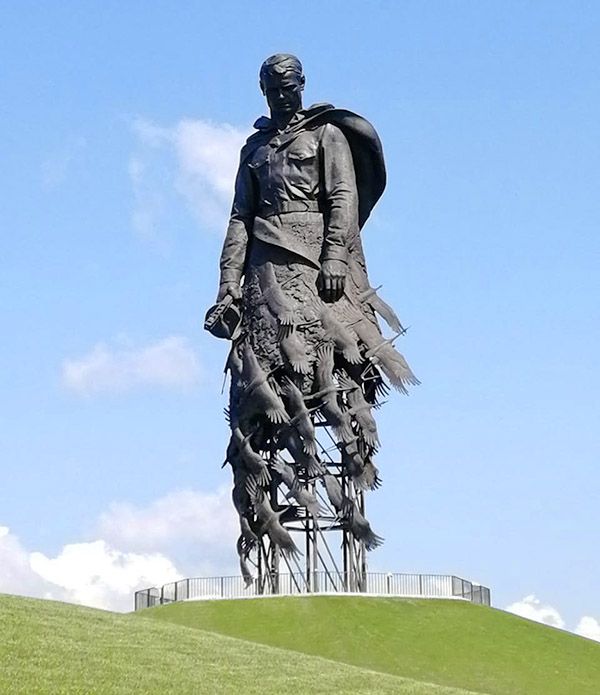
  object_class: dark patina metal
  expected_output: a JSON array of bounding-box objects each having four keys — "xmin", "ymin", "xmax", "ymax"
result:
[{"xmin": 207, "ymin": 54, "xmax": 418, "ymax": 588}]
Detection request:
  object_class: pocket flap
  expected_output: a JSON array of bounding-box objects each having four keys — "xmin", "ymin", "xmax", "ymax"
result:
[
  {"xmin": 248, "ymin": 153, "xmax": 269, "ymax": 169},
  {"xmin": 288, "ymin": 148, "xmax": 316, "ymax": 162}
]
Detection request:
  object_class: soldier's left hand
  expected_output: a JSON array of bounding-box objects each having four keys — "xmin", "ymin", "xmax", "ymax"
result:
[{"xmin": 319, "ymin": 259, "xmax": 347, "ymax": 302}]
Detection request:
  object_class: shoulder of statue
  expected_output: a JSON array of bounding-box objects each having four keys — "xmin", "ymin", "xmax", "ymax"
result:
[
  {"xmin": 319, "ymin": 121, "xmax": 347, "ymax": 141},
  {"xmin": 305, "ymin": 103, "xmax": 336, "ymax": 116},
  {"xmin": 252, "ymin": 115, "xmax": 273, "ymax": 131},
  {"xmin": 297, "ymin": 103, "xmax": 335, "ymax": 131},
  {"xmin": 239, "ymin": 124, "xmax": 273, "ymax": 163},
  {"xmin": 301, "ymin": 106, "xmax": 387, "ymax": 229},
  {"xmin": 304, "ymin": 106, "xmax": 373, "ymax": 132}
]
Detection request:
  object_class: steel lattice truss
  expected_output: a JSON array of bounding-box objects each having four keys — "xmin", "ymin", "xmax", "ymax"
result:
[{"xmin": 240, "ymin": 415, "xmax": 383, "ymax": 593}]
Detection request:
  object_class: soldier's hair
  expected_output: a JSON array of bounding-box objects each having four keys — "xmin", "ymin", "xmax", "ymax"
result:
[{"xmin": 259, "ymin": 54, "xmax": 304, "ymax": 86}]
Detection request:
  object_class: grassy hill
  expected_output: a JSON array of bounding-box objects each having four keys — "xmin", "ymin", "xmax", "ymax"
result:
[
  {"xmin": 2, "ymin": 593, "xmax": 600, "ymax": 694},
  {"xmin": 0, "ymin": 593, "xmax": 475, "ymax": 694},
  {"xmin": 143, "ymin": 595, "xmax": 600, "ymax": 695}
]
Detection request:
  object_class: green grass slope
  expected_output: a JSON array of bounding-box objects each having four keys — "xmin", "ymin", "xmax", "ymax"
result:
[
  {"xmin": 143, "ymin": 596, "xmax": 600, "ymax": 695},
  {"xmin": 0, "ymin": 594, "xmax": 475, "ymax": 695}
]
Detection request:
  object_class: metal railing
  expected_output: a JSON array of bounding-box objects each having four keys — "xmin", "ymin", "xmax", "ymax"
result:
[{"xmin": 134, "ymin": 572, "xmax": 491, "ymax": 611}]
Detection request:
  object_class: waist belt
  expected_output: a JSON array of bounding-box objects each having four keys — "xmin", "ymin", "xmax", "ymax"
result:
[{"xmin": 259, "ymin": 200, "xmax": 321, "ymax": 217}]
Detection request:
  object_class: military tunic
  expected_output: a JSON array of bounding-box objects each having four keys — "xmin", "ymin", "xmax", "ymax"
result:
[{"xmin": 220, "ymin": 114, "xmax": 359, "ymax": 286}]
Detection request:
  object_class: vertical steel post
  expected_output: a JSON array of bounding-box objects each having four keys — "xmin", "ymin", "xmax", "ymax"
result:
[{"xmin": 255, "ymin": 422, "xmax": 371, "ymax": 599}]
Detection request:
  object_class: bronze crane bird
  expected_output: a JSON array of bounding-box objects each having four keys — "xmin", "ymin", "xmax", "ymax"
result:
[
  {"xmin": 322, "ymin": 474, "xmax": 348, "ymax": 515},
  {"xmin": 340, "ymin": 439, "xmax": 377, "ymax": 490},
  {"xmin": 272, "ymin": 459, "xmax": 323, "ymax": 518},
  {"xmin": 358, "ymin": 285, "xmax": 404, "ymax": 334},
  {"xmin": 225, "ymin": 344, "xmax": 244, "ymax": 387},
  {"xmin": 229, "ymin": 464, "xmax": 259, "ymax": 550},
  {"xmin": 312, "ymin": 344, "xmax": 354, "ymax": 441},
  {"xmin": 359, "ymin": 362, "xmax": 390, "ymax": 405},
  {"xmin": 231, "ymin": 427, "xmax": 271, "ymax": 487},
  {"xmin": 353, "ymin": 318, "xmax": 420, "ymax": 394},
  {"xmin": 342, "ymin": 442, "xmax": 382, "ymax": 491},
  {"xmin": 240, "ymin": 343, "xmax": 289, "ymax": 424},
  {"xmin": 347, "ymin": 503, "xmax": 384, "ymax": 550},
  {"xmin": 246, "ymin": 476, "xmax": 300, "ymax": 559},
  {"xmin": 356, "ymin": 459, "xmax": 382, "ymax": 491},
  {"xmin": 230, "ymin": 463, "xmax": 251, "ymax": 516},
  {"xmin": 338, "ymin": 372, "xmax": 380, "ymax": 450},
  {"xmin": 283, "ymin": 377, "xmax": 317, "ymax": 455},
  {"xmin": 281, "ymin": 428, "xmax": 325, "ymax": 478},
  {"xmin": 322, "ymin": 474, "xmax": 383, "ymax": 550},
  {"xmin": 280, "ymin": 327, "xmax": 311, "ymax": 374},
  {"xmin": 236, "ymin": 535, "xmax": 255, "ymax": 588},
  {"xmin": 257, "ymin": 261, "xmax": 296, "ymax": 326},
  {"xmin": 319, "ymin": 307, "xmax": 362, "ymax": 364}
]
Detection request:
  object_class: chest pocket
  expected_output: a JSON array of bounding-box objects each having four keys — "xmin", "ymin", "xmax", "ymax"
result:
[
  {"xmin": 248, "ymin": 150, "xmax": 269, "ymax": 171},
  {"xmin": 287, "ymin": 139, "xmax": 318, "ymax": 166}
]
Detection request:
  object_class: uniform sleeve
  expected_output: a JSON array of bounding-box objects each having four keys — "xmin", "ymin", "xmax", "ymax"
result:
[
  {"xmin": 219, "ymin": 156, "xmax": 256, "ymax": 285},
  {"xmin": 320, "ymin": 123, "xmax": 359, "ymax": 264}
]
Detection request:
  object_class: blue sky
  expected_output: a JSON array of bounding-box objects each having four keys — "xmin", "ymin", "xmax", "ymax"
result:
[{"xmin": 1, "ymin": 1, "xmax": 599, "ymax": 625}]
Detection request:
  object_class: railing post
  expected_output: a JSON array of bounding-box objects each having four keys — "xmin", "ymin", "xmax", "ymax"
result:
[{"xmin": 418, "ymin": 574, "xmax": 423, "ymax": 596}]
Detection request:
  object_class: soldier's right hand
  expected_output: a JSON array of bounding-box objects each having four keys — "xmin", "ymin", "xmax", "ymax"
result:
[{"xmin": 217, "ymin": 282, "xmax": 242, "ymax": 302}]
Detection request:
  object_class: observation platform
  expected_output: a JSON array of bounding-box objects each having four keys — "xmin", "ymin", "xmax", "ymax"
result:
[{"xmin": 134, "ymin": 571, "xmax": 491, "ymax": 611}]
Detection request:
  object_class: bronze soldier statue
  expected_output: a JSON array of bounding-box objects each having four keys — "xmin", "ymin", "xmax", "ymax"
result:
[{"xmin": 206, "ymin": 54, "xmax": 418, "ymax": 584}]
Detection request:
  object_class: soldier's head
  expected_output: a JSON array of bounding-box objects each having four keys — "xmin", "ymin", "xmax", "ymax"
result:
[{"xmin": 259, "ymin": 54, "xmax": 305, "ymax": 119}]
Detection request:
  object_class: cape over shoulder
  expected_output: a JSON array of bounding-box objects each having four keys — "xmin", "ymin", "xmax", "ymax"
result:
[{"xmin": 303, "ymin": 107, "xmax": 387, "ymax": 228}]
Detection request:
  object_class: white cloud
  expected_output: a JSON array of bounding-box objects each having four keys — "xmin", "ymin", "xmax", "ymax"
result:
[
  {"xmin": 130, "ymin": 117, "xmax": 248, "ymax": 235},
  {"xmin": 1, "ymin": 524, "xmax": 181, "ymax": 612},
  {"xmin": 30, "ymin": 540, "xmax": 180, "ymax": 613},
  {"xmin": 98, "ymin": 487, "xmax": 236, "ymax": 550},
  {"xmin": 97, "ymin": 487, "xmax": 238, "ymax": 578},
  {"xmin": 506, "ymin": 596, "xmax": 600, "ymax": 643},
  {"xmin": 62, "ymin": 336, "xmax": 201, "ymax": 395},
  {"xmin": 505, "ymin": 594, "xmax": 565, "ymax": 629},
  {"xmin": 0, "ymin": 485, "xmax": 237, "ymax": 612},
  {"xmin": 0, "ymin": 526, "xmax": 59, "ymax": 600},
  {"xmin": 575, "ymin": 616, "xmax": 600, "ymax": 642}
]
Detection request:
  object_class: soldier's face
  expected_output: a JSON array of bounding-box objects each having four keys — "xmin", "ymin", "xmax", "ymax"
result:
[{"xmin": 262, "ymin": 73, "xmax": 304, "ymax": 117}]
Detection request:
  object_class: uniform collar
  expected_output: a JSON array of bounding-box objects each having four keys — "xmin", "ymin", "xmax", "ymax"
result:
[
  {"xmin": 252, "ymin": 109, "xmax": 306, "ymax": 133},
  {"xmin": 252, "ymin": 103, "xmax": 334, "ymax": 133}
]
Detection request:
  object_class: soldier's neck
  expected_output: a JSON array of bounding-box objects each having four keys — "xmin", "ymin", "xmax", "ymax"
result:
[{"xmin": 271, "ymin": 107, "xmax": 302, "ymax": 132}]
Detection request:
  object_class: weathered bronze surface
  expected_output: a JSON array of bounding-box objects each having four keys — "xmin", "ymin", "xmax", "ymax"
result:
[{"xmin": 206, "ymin": 54, "xmax": 418, "ymax": 582}]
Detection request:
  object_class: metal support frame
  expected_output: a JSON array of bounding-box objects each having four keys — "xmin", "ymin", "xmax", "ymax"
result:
[{"xmin": 255, "ymin": 422, "xmax": 368, "ymax": 595}]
